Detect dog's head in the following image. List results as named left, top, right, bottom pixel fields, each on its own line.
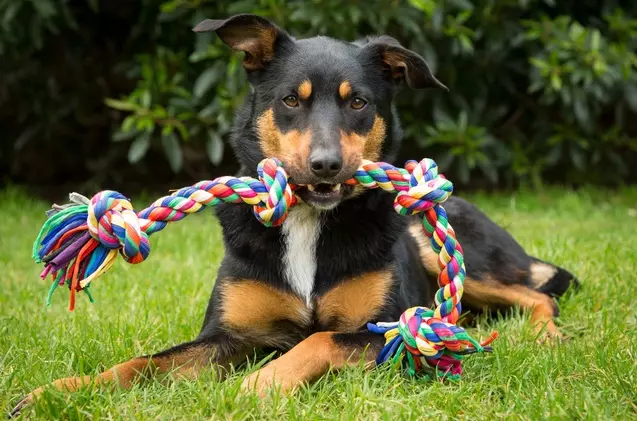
left=194, top=14, right=446, bottom=210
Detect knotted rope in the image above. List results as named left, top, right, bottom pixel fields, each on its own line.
left=33, top=157, right=495, bottom=378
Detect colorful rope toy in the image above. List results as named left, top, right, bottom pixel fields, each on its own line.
left=32, top=157, right=496, bottom=379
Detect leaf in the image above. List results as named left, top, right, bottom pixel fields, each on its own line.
left=112, top=128, right=139, bottom=142
left=477, top=159, right=498, bottom=184
left=624, top=84, right=637, bottom=112
left=550, top=72, right=562, bottom=91
left=105, top=98, right=136, bottom=112
left=431, top=7, right=444, bottom=33
left=457, top=160, right=470, bottom=185
left=206, top=129, right=224, bottom=165
left=459, top=34, right=474, bottom=53
left=573, top=94, right=590, bottom=127
left=458, top=111, right=468, bottom=132
left=226, top=0, right=256, bottom=14
left=545, top=145, right=562, bottom=166
left=569, top=144, right=586, bottom=171
left=161, top=125, right=174, bottom=136
left=437, top=151, right=455, bottom=170
left=193, top=62, right=225, bottom=98
left=452, top=0, right=474, bottom=11
left=128, top=132, right=151, bottom=164
left=122, top=116, right=136, bottom=133
left=421, top=41, right=438, bottom=73
left=590, top=29, right=601, bottom=51
left=161, top=132, right=183, bottom=172
left=408, top=0, right=435, bottom=14
left=433, top=107, right=454, bottom=127
left=80, top=0, right=97, bottom=13
left=141, top=90, right=151, bottom=108
left=529, top=57, right=549, bottom=71
left=606, top=151, right=628, bottom=175
left=14, top=126, right=39, bottom=150
left=135, top=117, right=155, bottom=132
left=198, top=100, right=220, bottom=120
left=3, top=2, right=21, bottom=27
left=32, top=0, right=56, bottom=17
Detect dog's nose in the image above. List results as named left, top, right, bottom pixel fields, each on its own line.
left=309, top=152, right=342, bottom=178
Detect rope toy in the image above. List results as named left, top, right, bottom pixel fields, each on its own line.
left=32, top=157, right=496, bottom=378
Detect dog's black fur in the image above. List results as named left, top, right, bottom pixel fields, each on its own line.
left=10, top=14, right=579, bottom=417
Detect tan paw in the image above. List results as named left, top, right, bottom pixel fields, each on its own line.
left=241, top=364, right=297, bottom=398
left=534, top=320, right=566, bottom=344
left=8, top=393, right=34, bottom=419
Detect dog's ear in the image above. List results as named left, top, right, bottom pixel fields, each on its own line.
left=193, top=14, right=292, bottom=71
left=360, top=36, right=447, bottom=90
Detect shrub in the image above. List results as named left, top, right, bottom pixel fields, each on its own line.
left=2, top=0, right=636, bottom=190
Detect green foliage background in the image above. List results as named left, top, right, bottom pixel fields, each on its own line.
left=2, top=0, right=637, bottom=192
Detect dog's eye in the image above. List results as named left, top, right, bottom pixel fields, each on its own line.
left=351, top=98, right=367, bottom=110
left=283, top=95, right=299, bottom=108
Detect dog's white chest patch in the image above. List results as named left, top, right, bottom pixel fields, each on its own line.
left=281, top=205, right=320, bottom=305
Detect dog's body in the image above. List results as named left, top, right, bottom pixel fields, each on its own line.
left=11, top=14, right=579, bottom=416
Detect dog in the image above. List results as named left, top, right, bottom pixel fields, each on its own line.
left=10, top=14, right=579, bottom=417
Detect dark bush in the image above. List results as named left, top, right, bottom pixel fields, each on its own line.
left=2, top=0, right=637, bottom=194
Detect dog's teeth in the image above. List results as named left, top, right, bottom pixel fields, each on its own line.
left=331, top=184, right=341, bottom=191
left=307, top=185, right=316, bottom=192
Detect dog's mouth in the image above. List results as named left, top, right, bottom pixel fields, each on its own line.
left=295, top=183, right=354, bottom=210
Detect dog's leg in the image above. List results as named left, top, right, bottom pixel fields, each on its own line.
left=241, top=330, right=385, bottom=397
left=9, top=333, right=246, bottom=418
left=406, top=199, right=578, bottom=342
left=462, top=277, right=563, bottom=340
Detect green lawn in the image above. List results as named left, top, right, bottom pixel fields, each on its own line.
left=1, top=186, right=636, bottom=420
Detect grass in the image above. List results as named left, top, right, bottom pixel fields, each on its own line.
left=1, top=185, right=637, bottom=420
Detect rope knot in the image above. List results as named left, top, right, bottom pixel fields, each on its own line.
left=87, top=191, right=150, bottom=264
left=251, top=158, right=296, bottom=227
left=368, top=306, right=495, bottom=379
left=394, top=158, right=453, bottom=216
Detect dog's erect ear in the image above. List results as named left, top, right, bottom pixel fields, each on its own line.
left=360, top=36, right=447, bottom=90
left=193, top=14, right=291, bottom=71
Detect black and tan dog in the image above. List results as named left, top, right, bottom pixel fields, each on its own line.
left=10, top=14, right=579, bottom=416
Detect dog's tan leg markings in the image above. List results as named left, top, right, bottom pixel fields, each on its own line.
left=408, top=221, right=560, bottom=339
left=10, top=340, right=243, bottom=418
left=316, top=269, right=393, bottom=332
left=241, top=331, right=377, bottom=396
left=407, top=221, right=449, bottom=298
left=408, top=223, right=441, bottom=271
left=463, top=278, right=561, bottom=340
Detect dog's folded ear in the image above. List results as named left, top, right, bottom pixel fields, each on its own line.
left=193, top=14, right=292, bottom=71
left=359, top=36, right=447, bottom=91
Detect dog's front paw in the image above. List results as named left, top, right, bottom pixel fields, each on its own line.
left=8, top=394, right=34, bottom=419
left=241, top=363, right=298, bottom=398
left=534, top=319, right=567, bottom=344
left=8, top=375, right=92, bottom=418
left=241, top=366, right=277, bottom=398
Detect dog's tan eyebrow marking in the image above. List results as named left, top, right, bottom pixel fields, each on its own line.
left=339, top=81, right=352, bottom=99
left=298, top=80, right=312, bottom=100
